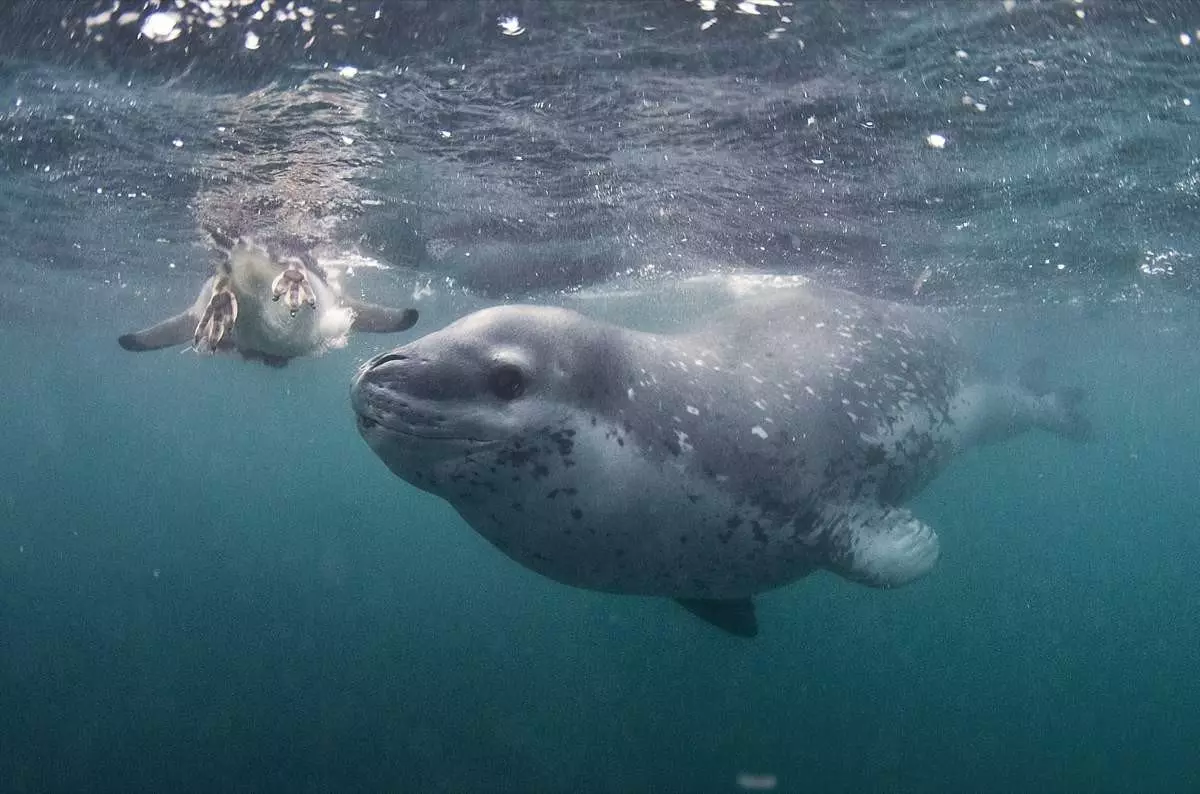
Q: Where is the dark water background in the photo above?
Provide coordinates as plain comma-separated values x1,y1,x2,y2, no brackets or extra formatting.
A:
2,1,1199,791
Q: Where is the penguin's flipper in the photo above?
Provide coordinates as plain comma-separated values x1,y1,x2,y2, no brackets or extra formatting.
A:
345,298,419,333
118,310,199,352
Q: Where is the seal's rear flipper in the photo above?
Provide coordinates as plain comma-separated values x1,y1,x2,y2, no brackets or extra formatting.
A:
118,311,197,352
823,506,940,588
1019,358,1092,442
1038,385,1092,442
346,299,419,333
674,597,758,638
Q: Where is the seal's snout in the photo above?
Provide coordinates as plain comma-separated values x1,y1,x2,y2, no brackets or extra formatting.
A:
353,345,422,432
370,351,410,368
355,349,409,390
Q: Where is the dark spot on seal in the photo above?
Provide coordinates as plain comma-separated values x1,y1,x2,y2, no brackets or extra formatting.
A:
717,530,733,544
532,464,549,479
571,508,583,520
546,489,559,499
664,437,681,456
511,502,524,512
687,494,700,503
726,516,744,529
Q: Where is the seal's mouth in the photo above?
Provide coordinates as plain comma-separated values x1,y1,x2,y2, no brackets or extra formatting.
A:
355,410,490,445
352,385,493,446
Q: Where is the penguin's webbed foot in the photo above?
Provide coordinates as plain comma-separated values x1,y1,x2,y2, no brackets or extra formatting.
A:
271,266,317,316
193,283,238,354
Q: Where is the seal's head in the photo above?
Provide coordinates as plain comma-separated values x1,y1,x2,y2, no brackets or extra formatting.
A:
351,305,622,486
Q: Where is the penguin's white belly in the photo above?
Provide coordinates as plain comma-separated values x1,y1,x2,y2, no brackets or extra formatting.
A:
230,282,352,357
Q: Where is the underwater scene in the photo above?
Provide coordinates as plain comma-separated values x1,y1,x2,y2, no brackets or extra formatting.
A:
2,1,1199,791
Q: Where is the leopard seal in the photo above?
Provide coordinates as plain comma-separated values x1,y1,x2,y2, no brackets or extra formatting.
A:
351,283,1089,636
118,225,419,366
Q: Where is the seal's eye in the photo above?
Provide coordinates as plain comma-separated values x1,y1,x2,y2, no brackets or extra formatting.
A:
488,364,526,401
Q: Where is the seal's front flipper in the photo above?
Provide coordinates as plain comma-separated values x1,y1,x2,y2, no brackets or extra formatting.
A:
118,311,197,352
674,597,758,638
823,505,940,588
271,266,316,315
193,280,238,354
345,298,419,333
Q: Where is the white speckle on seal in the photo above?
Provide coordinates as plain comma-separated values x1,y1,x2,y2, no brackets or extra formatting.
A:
751,425,768,439
686,405,700,415
675,430,693,452
753,399,768,411
627,387,636,400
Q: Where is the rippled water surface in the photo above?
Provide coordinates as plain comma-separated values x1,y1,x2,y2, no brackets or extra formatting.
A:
2,2,1199,792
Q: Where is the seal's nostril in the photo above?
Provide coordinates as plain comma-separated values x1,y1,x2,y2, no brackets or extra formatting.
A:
371,352,409,368
357,415,379,431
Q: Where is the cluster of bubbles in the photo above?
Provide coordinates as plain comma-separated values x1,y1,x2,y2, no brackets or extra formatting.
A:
79,0,355,49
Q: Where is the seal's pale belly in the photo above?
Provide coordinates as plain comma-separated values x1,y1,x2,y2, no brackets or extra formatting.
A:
439,419,820,599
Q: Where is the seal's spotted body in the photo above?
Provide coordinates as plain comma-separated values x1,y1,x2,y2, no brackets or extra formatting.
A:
353,284,1089,635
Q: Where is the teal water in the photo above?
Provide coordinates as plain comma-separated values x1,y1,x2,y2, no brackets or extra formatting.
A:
4,287,1199,792
3,1,1200,791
